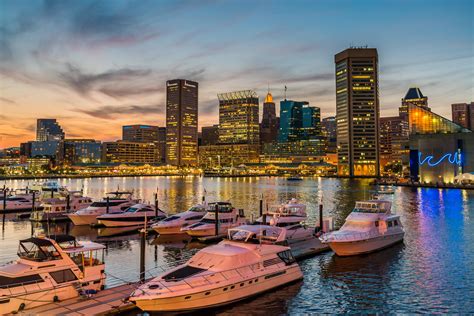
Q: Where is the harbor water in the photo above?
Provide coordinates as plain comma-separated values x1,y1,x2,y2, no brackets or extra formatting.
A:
1,176,473,314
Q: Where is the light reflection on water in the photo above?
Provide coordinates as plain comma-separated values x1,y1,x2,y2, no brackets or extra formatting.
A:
1,176,473,314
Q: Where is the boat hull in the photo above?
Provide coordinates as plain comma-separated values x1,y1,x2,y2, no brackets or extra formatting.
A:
68,214,98,226
153,225,185,235
132,266,303,312
99,218,148,227
327,233,404,256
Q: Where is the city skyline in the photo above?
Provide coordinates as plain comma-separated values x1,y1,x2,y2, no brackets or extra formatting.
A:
1,0,473,148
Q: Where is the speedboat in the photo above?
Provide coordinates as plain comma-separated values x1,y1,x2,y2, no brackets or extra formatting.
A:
0,235,106,314
181,202,247,237
97,203,166,227
287,176,303,181
68,191,139,226
30,192,93,222
129,225,303,312
152,204,207,235
320,200,404,256
256,199,315,244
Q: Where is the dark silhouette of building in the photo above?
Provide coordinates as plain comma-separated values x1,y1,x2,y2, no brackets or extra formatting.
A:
201,125,219,145
36,119,64,141
166,79,198,166
260,91,279,144
335,47,380,177
322,116,337,153
279,100,320,142
452,102,474,130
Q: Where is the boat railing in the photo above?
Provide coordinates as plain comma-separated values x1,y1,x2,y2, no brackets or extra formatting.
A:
321,229,382,242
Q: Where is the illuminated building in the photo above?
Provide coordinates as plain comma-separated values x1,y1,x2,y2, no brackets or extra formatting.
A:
166,79,198,166
123,125,160,142
201,125,219,145
400,88,429,121
279,100,321,142
322,116,337,153
64,139,102,165
102,141,160,164
408,104,473,183
218,90,259,145
379,116,408,170
36,119,65,141
261,139,326,164
260,91,279,144
451,102,474,130
335,47,380,177
198,144,260,168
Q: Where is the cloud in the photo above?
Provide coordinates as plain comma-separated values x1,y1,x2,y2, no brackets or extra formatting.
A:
0,97,16,104
285,73,333,84
73,104,164,119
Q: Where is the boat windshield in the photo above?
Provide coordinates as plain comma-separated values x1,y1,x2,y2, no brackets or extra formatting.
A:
189,206,205,212
353,202,384,213
17,239,61,262
207,203,233,212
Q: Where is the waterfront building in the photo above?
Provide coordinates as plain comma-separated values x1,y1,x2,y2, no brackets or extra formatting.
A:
260,139,326,164
64,139,102,165
322,116,337,153
408,104,473,183
201,125,219,146
123,125,160,142
260,91,279,144
399,87,429,121
451,102,474,130
166,79,198,166
36,119,65,141
278,100,321,142
379,116,408,171
335,47,380,177
218,90,259,145
198,144,260,168
102,141,160,164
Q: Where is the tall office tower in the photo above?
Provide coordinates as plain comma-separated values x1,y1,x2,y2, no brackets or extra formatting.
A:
36,119,65,141
322,116,337,153
201,125,219,145
166,79,198,166
217,90,259,145
452,102,474,130
335,47,380,177
279,100,321,142
399,87,429,121
122,125,160,142
260,91,279,144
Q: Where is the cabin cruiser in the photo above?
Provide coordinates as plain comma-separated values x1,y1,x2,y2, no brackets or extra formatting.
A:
68,191,139,226
97,203,166,227
256,199,315,244
0,235,106,314
30,192,93,222
181,202,247,237
129,225,303,312
152,204,207,235
320,200,404,256
0,192,37,212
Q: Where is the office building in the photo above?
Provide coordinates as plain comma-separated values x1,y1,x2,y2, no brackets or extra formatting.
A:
64,139,102,165
102,141,160,164
278,100,321,142
261,139,326,164
36,119,65,141
166,79,198,166
322,116,337,153
452,102,474,130
379,116,408,169
201,125,219,146
198,144,260,168
218,90,259,145
122,125,160,142
335,47,380,177
400,88,429,121
260,91,279,144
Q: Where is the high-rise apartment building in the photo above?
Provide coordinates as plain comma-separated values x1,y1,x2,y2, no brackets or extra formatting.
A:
452,102,474,130
278,100,320,142
166,79,198,166
335,47,380,177
260,91,279,144
36,119,65,141
217,90,259,145
399,88,429,121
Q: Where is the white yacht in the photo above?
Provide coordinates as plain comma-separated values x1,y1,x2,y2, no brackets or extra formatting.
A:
320,200,404,256
129,225,303,312
0,235,106,314
256,199,314,244
68,191,139,226
97,203,167,227
30,192,93,222
152,204,207,235
181,202,247,237
0,192,37,212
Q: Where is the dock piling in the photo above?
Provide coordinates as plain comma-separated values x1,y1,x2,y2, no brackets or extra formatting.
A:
154,192,158,218
259,199,263,217
106,196,110,214
319,204,323,233
66,194,70,212
139,228,146,282
215,203,219,236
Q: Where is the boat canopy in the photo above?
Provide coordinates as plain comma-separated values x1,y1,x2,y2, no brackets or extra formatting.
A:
228,225,286,243
188,243,260,270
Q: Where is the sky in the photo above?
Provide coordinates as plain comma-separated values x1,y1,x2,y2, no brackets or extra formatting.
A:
0,0,473,148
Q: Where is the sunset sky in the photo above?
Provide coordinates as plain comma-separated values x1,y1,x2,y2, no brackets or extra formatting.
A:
0,0,472,148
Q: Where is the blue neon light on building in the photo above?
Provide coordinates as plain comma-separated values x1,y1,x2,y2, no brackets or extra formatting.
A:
418,151,462,167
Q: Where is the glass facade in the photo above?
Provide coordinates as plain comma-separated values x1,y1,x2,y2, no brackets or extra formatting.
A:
102,141,160,164
278,100,320,142
64,140,102,164
36,119,64,141
409,104,470,135
399,87,429,121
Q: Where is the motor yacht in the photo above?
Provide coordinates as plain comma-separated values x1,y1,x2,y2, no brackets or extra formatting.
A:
129,225,303,312
255,199,315,244
0,235,106,314
0,192,38,212
97,203,166,227
320,200,404,256
30,192,93,222
181,202,247,237
68,191,139,226
152,204,207,235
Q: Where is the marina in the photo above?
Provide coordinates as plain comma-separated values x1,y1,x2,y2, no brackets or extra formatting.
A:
0,176,473,314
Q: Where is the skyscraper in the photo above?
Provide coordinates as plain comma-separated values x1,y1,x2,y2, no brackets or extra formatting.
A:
260,91,279,144
399,87,429,121
278,100,320,142
166,79,198,166
217,90,259,145
36,119,65,141
335,47,380,177
322,116,337,153
452,102,474,130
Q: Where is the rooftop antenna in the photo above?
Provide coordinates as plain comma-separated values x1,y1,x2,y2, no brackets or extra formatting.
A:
284,85,287,100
